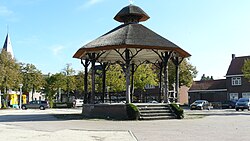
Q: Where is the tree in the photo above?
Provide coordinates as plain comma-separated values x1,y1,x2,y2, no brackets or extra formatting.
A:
43,73,66,107
134,64,158,91
0,50,22,93
242,59,250,81
74,70,92,97
61,64,76,101
75,71,84,95
106,64,126,92
168,59,197,88
20,63,45,100
179,59,198,87
200,74,213,81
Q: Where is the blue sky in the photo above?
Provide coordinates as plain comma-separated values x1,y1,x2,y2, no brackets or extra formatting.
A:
0,0,250,80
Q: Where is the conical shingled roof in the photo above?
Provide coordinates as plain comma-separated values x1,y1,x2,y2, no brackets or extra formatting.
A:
73,4,191,63
2,33,14,59
114,4,150,23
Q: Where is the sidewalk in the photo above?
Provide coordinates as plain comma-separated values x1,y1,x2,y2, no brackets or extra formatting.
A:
0,124,137,141
0,109,138,141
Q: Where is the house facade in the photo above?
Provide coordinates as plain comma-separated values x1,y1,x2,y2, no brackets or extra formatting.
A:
189,54,250,104
188,79,227,104
226,54,250,100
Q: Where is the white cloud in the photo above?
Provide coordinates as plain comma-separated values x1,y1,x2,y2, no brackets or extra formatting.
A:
0,5,13,17
78,0,104,10
51,45,65,56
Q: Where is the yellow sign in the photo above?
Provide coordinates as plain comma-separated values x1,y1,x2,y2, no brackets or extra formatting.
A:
22,95,27,104
10,94,18,105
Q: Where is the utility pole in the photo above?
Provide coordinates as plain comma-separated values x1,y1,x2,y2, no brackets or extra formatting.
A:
19,84,23,109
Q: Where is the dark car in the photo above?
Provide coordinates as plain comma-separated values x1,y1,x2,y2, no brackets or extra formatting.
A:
235,98,250,111
190,100,210,110
22,100,49,110
222,100,237,109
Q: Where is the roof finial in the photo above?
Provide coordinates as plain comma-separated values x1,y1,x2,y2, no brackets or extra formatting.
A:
6,24,9,34
129,0,134,4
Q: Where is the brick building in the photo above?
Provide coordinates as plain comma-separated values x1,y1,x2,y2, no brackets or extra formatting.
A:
189,54,250,104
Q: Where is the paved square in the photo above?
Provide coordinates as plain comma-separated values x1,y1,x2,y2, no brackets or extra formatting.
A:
0,108,250,141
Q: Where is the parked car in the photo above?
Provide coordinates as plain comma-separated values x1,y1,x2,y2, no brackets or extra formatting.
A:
190,100,210,110
73,99,83,107
22,100,49,110
235,98,250,111
222,100,237,109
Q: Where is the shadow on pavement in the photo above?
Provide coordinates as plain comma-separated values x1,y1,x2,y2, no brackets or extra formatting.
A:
0,114,86,122
185,109,250,119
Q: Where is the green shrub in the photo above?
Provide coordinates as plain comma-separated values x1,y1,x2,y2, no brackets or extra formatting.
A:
170,103,184,119
126,103,140,120
49,101,54,108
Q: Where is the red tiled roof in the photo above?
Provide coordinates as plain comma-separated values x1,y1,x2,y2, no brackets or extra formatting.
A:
226,56,250,76
189,79,226,91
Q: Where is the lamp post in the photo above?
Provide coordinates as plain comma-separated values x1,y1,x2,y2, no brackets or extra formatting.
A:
19,84,23,109
0,90,1,109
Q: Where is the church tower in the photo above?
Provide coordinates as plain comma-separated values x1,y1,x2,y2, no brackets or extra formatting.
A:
2,33,14,59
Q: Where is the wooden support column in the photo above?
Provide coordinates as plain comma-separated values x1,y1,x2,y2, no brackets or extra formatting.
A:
153,50,173,103
172,56,184,103
131,63,135,102
115,48,142,104
152,61,164,103
125,49,131,103
163,52,172,103
85,52,105,104
153,51,172,103
81,59,90,104
88,53,96,104
101,62,108,103
158,62,163,103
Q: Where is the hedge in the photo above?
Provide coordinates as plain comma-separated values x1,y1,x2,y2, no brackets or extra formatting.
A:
126,103,140,120
170,103,184,119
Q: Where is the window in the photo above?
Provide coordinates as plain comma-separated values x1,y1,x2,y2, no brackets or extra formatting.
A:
242,93,250,98
231,77,241,86
229,93,238,100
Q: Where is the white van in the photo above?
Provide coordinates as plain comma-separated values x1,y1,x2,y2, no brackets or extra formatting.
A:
73,99,84,107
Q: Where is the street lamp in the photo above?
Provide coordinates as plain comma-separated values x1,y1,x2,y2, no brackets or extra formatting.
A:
19,84,23,109
0,90,2,109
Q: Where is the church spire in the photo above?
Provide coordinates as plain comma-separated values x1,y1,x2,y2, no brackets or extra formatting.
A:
2,33,14,59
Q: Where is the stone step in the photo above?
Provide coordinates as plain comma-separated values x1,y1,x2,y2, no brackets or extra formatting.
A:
135,104,169,107
137,107,170,111
134,103,177,120
140,109,171,113
140,112,174,117
140,115,176,120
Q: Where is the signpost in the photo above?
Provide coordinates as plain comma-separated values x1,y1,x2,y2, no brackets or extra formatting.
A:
19,84,23,109
0,90,1,109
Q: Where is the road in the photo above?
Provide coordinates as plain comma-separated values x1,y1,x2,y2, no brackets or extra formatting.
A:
0,108,250,141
